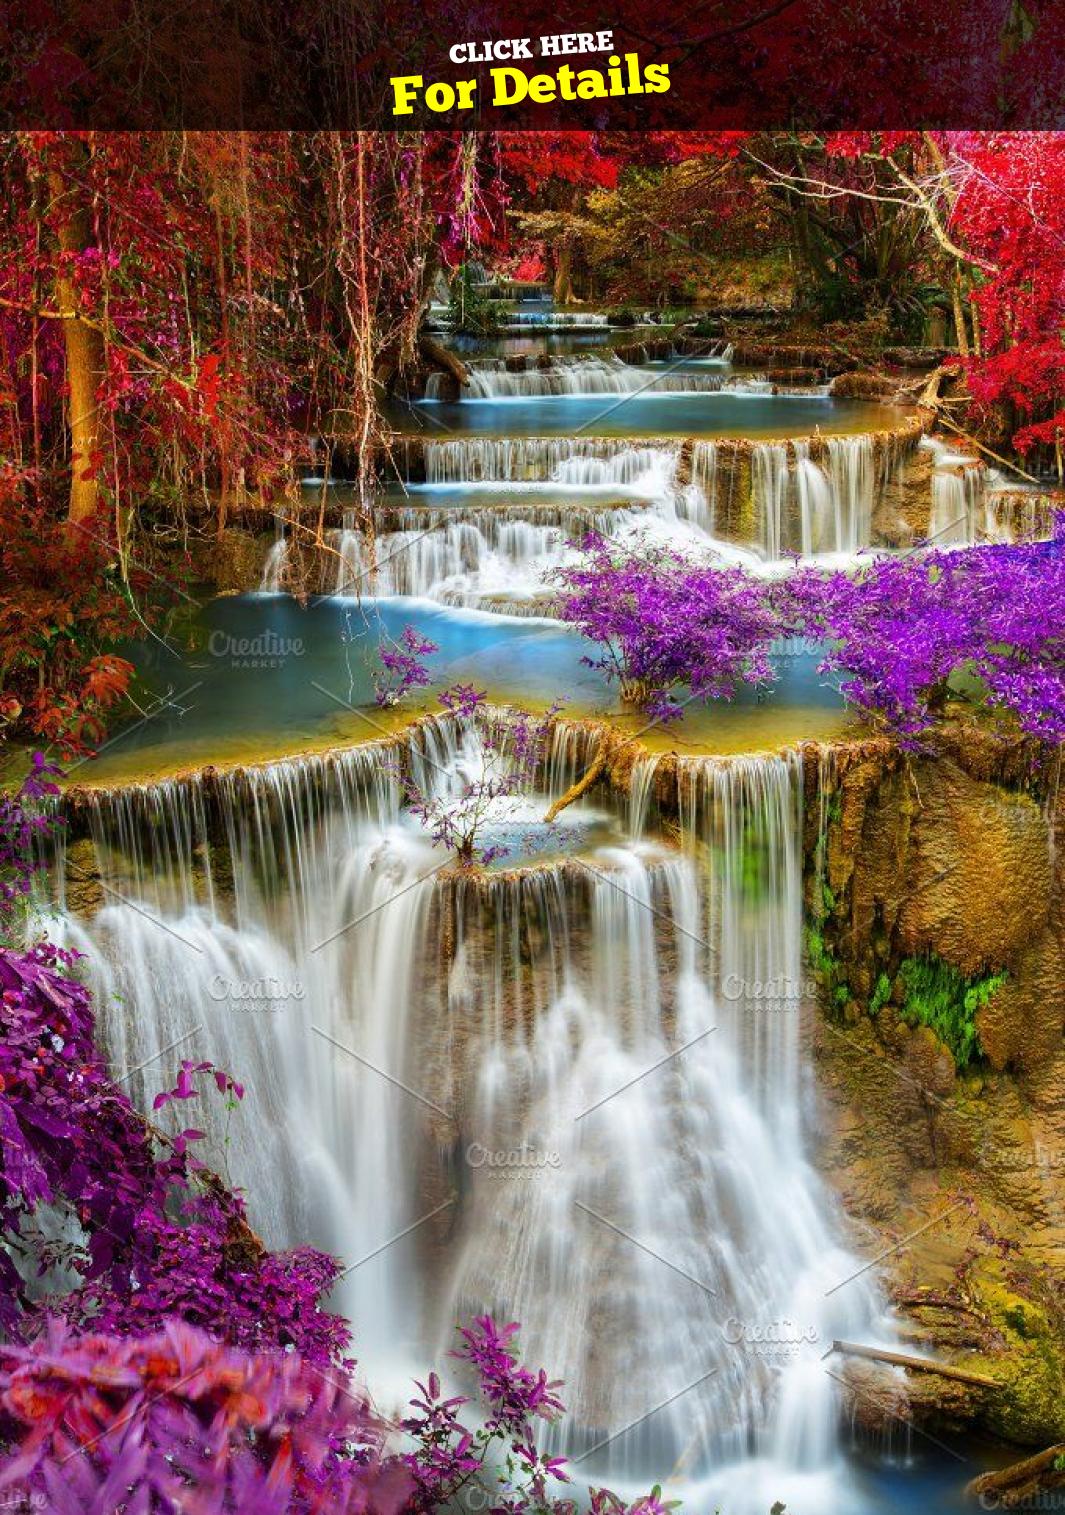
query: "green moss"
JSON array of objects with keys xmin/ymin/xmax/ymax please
[
  {"xmin": 869, "ymin": 972, "xmax": 892, "ymax": 1015},
  {"xmin": 805, "ymin": 924, "xmax": 851, "ymax": 1018},
  {"xmin": 896, "ymin": 956, "xmax": 1007, "ymax": 1069},
  {"xmin": 1004, "ymin": 1304, "xmax": 1032, "ymax": 1339}
]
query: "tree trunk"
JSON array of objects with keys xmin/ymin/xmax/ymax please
[
  {"xmin": 553, "ymin": 241, "xmax": 575, "ymax": 305},
  {"xmin": 544, "ymin": 748, "xmax": 608, "ymax": 823},
  {"xmin": 967, "ymin": 1443, "xmax": 1065, "ymax": 1508},
  {"xmin": 951, "ymin": 274, "xmax": 970, "ymax": 358},
  {"xmin": 49, "ymin": 168, "xmax": 105, "ymax": 527}
]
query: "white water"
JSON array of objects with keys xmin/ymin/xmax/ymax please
[
  {"xmin": 264, "ymin": 431, "xmax": 893, "ymax": 602},
  {"xmin": 262, "ymin": 441, "xmax": 765, "ymax": 601},
  {"xmin": 691, "ymin": 435, "xmax": 880, "ymax": 559},
  {"xmin": 502, "ymin": 311, "xmax": 611, "ymax": 328},
  {"xmin": 424, "ymin": 351, "xmax": 736, "ymax": 400},
  {"xmin": 55, "ymin": 721, "xmax": 891, "ymax": 1511}
]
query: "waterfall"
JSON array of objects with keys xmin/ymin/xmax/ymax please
[
  {"xmin": 740, "ymin": 435, "xmax": 878, "ymax": 559},
  {"xmin": 261, "ymin": 438, "xmax": 770, "ymax": 605},
  {"xmin": 420, "ymin": 437, "xmax": 682, "ymax": 485},
  {"xmin": 753, "ymin": 443, "xmax": 791, "ymax": 561},
  {"xmin": 54, "ymin": 721, "xmax": 890, "ymax": 1509},
  {"xmin": 425, "ymin": 356, "xmax": 732, "ymax": 401},
  {"xmin": 501, "ymin": 311, "xmax": 610, "ymax": 328},
  {"xmin": 686, "ymin": 440, "xmax": 718, "ymax": 533},
  {"xmin": 329, "ymin": 510, "xmax": 573, "ymax": 605},
  {"xmin": 258, "ymin": 500, "xmax": 661, "ymax": 606},
  {"xmin": 795, "ymin": 441, "xmax": 833, "ymax": 556},
  {"xmin": 919, "ymin": 437, "xmax": 1041, "ymax": 547},
  {"xmin": 930, "ymin": 465, "xmax": 986, "ymax": 545},
  {"xmin": 260, "ymin": 529, "xmax": 288, "ymax": 593},
  {"xmin": 826, "ymin": 435, "xmax": 876, "ymax": 552}
]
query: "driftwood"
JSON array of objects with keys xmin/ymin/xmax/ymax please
[
  {"xmin": 543, "ymin": 748, "xmax": 608, "ymax": 823},
  {"xmin": 831, "ymin": 1339, "xmax": 998, "ymax": 1388},
  {"xmin": 417, "ymin": 335, "xmax": 470, "ymax": 388},
  {"xmin": 967, "ymin": 1444, "xmax": 1065, "ymax": 1508}
]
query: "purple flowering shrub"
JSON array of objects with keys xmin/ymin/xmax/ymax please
[
  {"xmin": 551, "ymin": 535, "xmax": 778, "ymax": 723},
  {"xmin": 375, "ymin": 625, "xmax": 440, "ymax": 706},
  {"xmin": 0, "ymin": 1314, "xmax": 672, "ymax": 1514},
  {"xmin": 0, "ymin": 753, "xmax": 61, "ymax": 930},
  {"xmin": 397, "ymin": 687, "xmax": 560, "ymax": 867},
  {"xmin": 550, "ymin": 532, "xmax": 1065, "ymax": 742},
  {"xmin": 780, "ymin": 536, "xmax": 1065, "ymax": 742},
  {"xmin": 0, "ymin": 945, "xmax": 348, "ymax": 1363}
]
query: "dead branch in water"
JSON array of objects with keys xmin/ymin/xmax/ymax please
[
  {"xmin": 418, "ymin": 334, "xmax": 471, "ymax": 388},
  {"xmin": 544, "ymin": 748, "xmax": 609, "ymax": 822},
  {"xmin": 831, "ymin": 1339, "xmax": 998, "ymax": 1387}
]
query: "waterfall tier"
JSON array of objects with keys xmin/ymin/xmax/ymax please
[
  {"xmin": 425, "ymin": 351, "xmax": 737, "ymax": 400},
  {"xmin": 52, "ymin": 718, "xmax": 891, "ymax": 1510}
]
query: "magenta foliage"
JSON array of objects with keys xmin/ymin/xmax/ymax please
[
  {"xmin": 397, "ymin": 691, "xmax": 559, "ymax": 867},
  {"xmin": 0, "ymin": 945, "xmax": 347, "ymax": 1363},
  {"xmin": 0, "ymin": 1317, "xmax": 398, "ymax": 1515},
  {"xmin": 0, "ymin": 753, "xmax": 62, "ymax": 928},
  {"xmin": 375, "ymin": 625, "xmax": 440, "ymax": 706},
  {"xmin": 0, "ymin": 1315, "xmax": 672, "ymax": 1515},
  {"xmin": 780, "ymin": 536, "xmax": 1065, "ymax": 741},
  {"xmin": 552, "ymin": 536, "xmax": 778, "ymax": 722}
]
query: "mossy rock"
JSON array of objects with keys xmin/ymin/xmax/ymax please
[{"xmin": 968, "ymin": 1264, "xmax": 1065, "ymax": 1445}]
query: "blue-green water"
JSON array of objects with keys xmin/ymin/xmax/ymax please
[
  {"xmin": 75, "ymin": 595, "xmax": 850, "ymax": 783},
  {"xmin": 389, "ymin": 392, "xmax": 905, "ymax": 440}
]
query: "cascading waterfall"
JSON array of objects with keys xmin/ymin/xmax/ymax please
[
  {"xmin": 261, "ymin": 436, "xmax": 753, "ymax": 603},
  {"xmin": 420, "ymin": 437, "xmax": 680, "ymax": 485},
  {"xmin": 317, "ymin": 508, "xmax": 577, "ymax": 605},
  {"xmin": 425, "ymin": 355, "xmax": 734, "ymax": 400},
  {"xmin": 923, "ymin": 438, "xmax": 1058, "ymax": 546},
  {"xmin": 724, "ymin": 435, "xmax": 880, "ymax": 560},
  {"xmin": 826, "ymin": 435, "xmax": 877, "ymax": 552},
  {"xmin": 54, "ymin": 718, "xmax": 891, "ymax": 1512},
  {"xmin": 506, "ymin": 311, "xmax": 610, "ymax": 327},
  {"xmin": 930, "ymin": 463, "xmax": 986, "ymax": 545}
]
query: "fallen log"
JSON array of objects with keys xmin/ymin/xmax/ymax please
[
  {"xmin": 544, "ymin": 748, "xmax": 608, "ymax": 823},
  {"xmin": 417, "ymin": 334, "xmax": 470, "ymax": 388},
  {"xmin": 831, "ymin": 1339, "xmax": 998, "ymax": 1388},
  {"xmin": 967, "ymin": 1444, "xmax": 1065, "ymax": 1509}
]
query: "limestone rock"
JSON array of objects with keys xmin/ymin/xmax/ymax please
[{"xmin": 896, "ymin": 762, "xmax": 1052, "ymax": 977}]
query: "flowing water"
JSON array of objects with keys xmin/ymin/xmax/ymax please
[
  {"xmin": 923, "ymin": 436, "xmax": 1058, "ymax": 547},
  {"xmin": 265, "ymin": 421, "xmax": 911, "ymax": 605},
  {"xmin": 53, "ymin": 716, "xmax": 941, "ymax": 1512}
]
